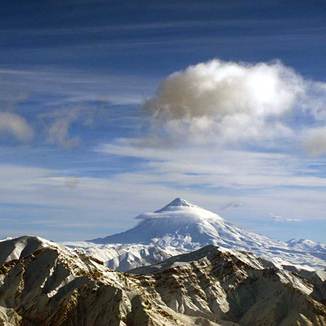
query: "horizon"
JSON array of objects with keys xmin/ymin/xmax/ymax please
[{"xmin": 0, "ymin": 0, "xmax": 326, "ymax": 242}]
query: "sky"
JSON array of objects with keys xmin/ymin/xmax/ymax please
[{"xmin": 0, "ymin": 0, "xmax": 326, "ymax": 242}]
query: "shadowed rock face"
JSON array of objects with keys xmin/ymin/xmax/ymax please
[{"xmin": 0, "ymin": 237, "xmax": 325, "ymax": 326}]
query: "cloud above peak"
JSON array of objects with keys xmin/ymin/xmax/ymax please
[{"xmin": 144, "ymin": 58, "xmax": 326, "ymax": 148}]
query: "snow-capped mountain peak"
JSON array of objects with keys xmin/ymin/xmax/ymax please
[
  {"xmin": 72, "ymin": 198, "xmax": 326, "ymax": 271},
  {"xmin": 137, "ymin": 197, "xmax": 224, "ymax": 223},
  {"xmin": 156, "ymin": 197, "xmax": 194, "ymax": 211},
  {"xmin": 91, "ymin": 198, "xmax": 225, "ymax": 247}
]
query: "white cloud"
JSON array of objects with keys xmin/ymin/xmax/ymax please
[
  {"xmin": 145, "ymin": 59, "xmax": 305, "ymax": 144},
  {"xmin": 47, "ymin": 109, "xmax": 80, "ymax": 148},
  {"xmin": 48, "ymin": 118, "xmax": 79, "ymax": 148},
  {"xmin": 143, "ymin": 58, "xmax": 326, "ymax": 151},
  {"xmin": 99, "ymin": 139, "xmax": 326, "ymax": 189},
  {"xmin": 270, "ymin": 213, "xmax": 301, "ymax": 223},
  {"xmin": 0, "ymin": 67, "xmax": 156, "ymax": 147},
  {"xmin": 0, "ymin": 68, "xmax": 154, "ymax": 106},
  {"xmin": 303, "ymin": 127, "xmax": 326, "ymax": 155},
  {"xmin": 146, "ymin": 59, "xmax": 303, "ymax": 118},
  {"xmin": 0, "ymin": 112, "xmax": 34, "ymax": 142},
  {"xmin": 302, "ymin": 82, "xmax": 326, "ymax": 121},
  {"xmin": 41, "ymin": 106, "xmax": 104, "ymax": 148}
]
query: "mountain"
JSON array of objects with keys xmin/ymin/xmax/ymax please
[
  {"xmin": 63, "ymin": 241, "xmax": 180, "ymax": 272},
  {"xmin": 66, "ymin": 198, "xmax": 326, "ymax": 271},
  {"xmin": 0, "ymin": 236, "xmax": 325, "ymax": 325},
  {"xmin": 287, "ymin": 239, "xmax": 326, "ymax": 260}
]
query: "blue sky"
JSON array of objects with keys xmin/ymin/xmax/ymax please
[{"xmin": 0, "ymin": 0, "xmax": 326, "ymax": 242}]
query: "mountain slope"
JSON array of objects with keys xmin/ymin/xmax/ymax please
[
  {"xmin": 287, "ymin": 239, "xmax": 326, "ymax": 261},
  {"xmin": 130, "ymin": 245, "xmax": 326, "ymax": 325},
  {"xmin": 0, "ymin": 236, "xmax": 199, "ymax": 326},
  {"xmin": 64, "ymin": 241, "xmax": 180, "ymax": 272},
  {"xmin": 0, "ymin": 236, "xmax": 325, "ymax": 326},
  {"xmin": 79, "ymin": 198, "xmax": 326, "ymax": 271}
]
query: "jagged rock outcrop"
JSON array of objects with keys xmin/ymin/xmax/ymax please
[{"xmin": 0, "ymin": 236, "xmax": 325, "ymax": 325}]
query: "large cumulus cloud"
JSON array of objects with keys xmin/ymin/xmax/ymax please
[{"xmin": 144, "ymin": 59, "xmax": 326, "ymax": 149}]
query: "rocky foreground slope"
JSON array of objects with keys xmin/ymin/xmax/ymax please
[{"xmin": 0, "ymin": 236, "xmax": 325, "ymax": 325}]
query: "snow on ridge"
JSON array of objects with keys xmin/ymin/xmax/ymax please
[
  {"xmin": 0, "ymin": 235, "xmax": 65, "ymax": 265},
  {"xmin": 80, "ymin": 198, "xmax": 326, "ymax": 271},
  {"xmin": 287, "ymin": 238, "xmax": 325, "ymax": 248},
  {"xmin": 155, "ymin": 197, "xmax": 194, "ymax": 211}
]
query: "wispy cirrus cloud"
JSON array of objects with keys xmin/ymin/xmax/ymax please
[
  {"xmin": 270, "ymin": 213, "xmax": 301, "ymax": 223},
  {"xmin": 0, "ymin": 68, "xmax": 153, "ymax": 106},
  {"xmin": 0, "ymin": 112, "xmax": 34, "ymax": 142},
  {"xmin": 40, "ymin": 107, "xmax": 95, "ymax": 149},
  {"xmin": 47, "ymin": 110, "xmax": 80, "ymax": 149},
  {"xmin": 99, "ymin": 139, "xmax": 326, "ymax": 190},
  {"xmin": 0, "ymin": 67, "xmax": 154, "ymax": 146},
  {"xmin": 303, "ymin": 127, "xmax": 326, "ymax": 156}
]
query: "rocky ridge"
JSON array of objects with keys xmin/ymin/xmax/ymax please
[{"xmin": 0, "ymin": 236, "xmax": 325, "ymax": 325}]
